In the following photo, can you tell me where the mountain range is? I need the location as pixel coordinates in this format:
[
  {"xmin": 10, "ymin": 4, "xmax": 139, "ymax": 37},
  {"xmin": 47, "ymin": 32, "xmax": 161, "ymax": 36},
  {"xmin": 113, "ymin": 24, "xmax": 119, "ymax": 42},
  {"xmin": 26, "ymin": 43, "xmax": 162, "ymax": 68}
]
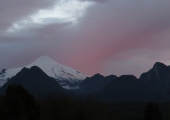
[
  {"xmin": 139, "ymin": 62, "xmax": 170, "ymax": 96},
  {"xmin": 0, "ymin": 56, "xmax": 87, "ymax": 89},
  {"xmin": 1, "ymin": 56, "xmax": 170, "ymax": 101},
  {"xmin": 78, "ymin": 74, "xmax": 117, "ymax": 94},
  {"xmin": 0, "ymin": 66, "xmax": 66, "ymax": 97},
  {"xmin": 76, "ymin": 62, "xmax": 170, "ymax": 101}
]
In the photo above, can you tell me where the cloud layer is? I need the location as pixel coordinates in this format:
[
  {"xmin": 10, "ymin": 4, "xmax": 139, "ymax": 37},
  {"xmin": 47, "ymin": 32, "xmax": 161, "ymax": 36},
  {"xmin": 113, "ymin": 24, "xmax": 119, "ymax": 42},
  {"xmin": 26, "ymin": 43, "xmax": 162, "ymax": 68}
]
[{"xmin": 1, "ymin": 0, "xmax": 170, "ymax": 77}]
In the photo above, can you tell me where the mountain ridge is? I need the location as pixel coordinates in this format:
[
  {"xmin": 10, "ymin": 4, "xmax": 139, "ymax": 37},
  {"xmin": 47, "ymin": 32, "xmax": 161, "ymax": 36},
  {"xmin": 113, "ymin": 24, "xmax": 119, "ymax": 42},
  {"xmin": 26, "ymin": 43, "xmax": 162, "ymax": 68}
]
[
  {"xmin": 0, "ymin": 66, "xmax": 66, "ymax": 96},
  {"xmin": 0, "ymin": 56, "xmax": 87, "ymax": 88},
  {"xmin": 139, "ymin": 62, "xmax": 170, "ymax": 96},
  {"xmin": 77, "ymin": 73, "xmax": 117, "ymax": 94}
]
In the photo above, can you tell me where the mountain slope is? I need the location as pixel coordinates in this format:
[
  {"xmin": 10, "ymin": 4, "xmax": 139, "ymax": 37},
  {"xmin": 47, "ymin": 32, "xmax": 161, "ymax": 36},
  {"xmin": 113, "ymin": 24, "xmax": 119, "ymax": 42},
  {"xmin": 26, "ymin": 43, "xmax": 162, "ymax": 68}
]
[
  {"xmin": 139, "ymin": 62, "xmax": 170, "ymax": 96},
  {"xmin": 0, "ymin": 66, "xmax": 66, "ymax": 96},
  {"xmin": 78, "ymin": 74, "xmax": 117, "ymax": 93},
  {"xmin": 102, "ymin": 75, "xmax": 163, "ymax": 101},
  {"xmin": 0, "ymin": 56, "xmax": 87, "ymax": 88}
]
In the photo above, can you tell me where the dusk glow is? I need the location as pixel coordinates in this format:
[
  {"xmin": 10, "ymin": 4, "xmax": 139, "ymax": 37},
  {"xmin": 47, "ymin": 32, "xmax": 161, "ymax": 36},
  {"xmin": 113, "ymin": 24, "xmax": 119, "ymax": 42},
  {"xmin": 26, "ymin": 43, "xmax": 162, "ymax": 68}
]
[{"xmin": 1, "ymin": 0, "xmax": 170, "ymax": 77}]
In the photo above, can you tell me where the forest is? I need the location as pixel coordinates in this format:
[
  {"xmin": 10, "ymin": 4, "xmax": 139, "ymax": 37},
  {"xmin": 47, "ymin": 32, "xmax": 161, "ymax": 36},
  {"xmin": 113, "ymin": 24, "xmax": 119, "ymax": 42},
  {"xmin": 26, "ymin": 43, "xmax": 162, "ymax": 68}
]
[{"xmin": 0, "ymin": 84, "xmax": 169, "ymax": 120}]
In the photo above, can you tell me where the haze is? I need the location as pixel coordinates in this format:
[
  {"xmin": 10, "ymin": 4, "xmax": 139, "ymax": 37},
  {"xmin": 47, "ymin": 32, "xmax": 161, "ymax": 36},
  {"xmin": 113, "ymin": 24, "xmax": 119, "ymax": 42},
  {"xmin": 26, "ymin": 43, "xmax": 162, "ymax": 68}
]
[{"xmin": 0, "ymin": 0, "xmax": 170, "ymax": 77}]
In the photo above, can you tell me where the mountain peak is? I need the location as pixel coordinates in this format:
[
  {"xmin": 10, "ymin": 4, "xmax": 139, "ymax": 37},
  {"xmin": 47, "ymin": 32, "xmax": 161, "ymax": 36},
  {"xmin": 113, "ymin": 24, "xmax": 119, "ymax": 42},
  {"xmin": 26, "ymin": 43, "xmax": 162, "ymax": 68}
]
[
  {"xmin": 0, "ymin": 66, "xmax": 64, "ymax": 96},
  {"xmin": 153, "ymin": 62, "xmax": 167, "ymax": 71},
  {"xmin": 36, "ymin": 55, "xmax": 51, "ymax": 60},
  {"xmin": 27, "ymin": 56, "xmax": 61, "ymax": 68},
  {"xmin": 17, "ymin": 66, "xmax": 47, "ymax": 78},
  {"xmin": 93, "ymin": 73, "xmax": 104, "ymax": 78},
  {"xmin": 34, "ymin": 55, "xmax": 57, "ymax": 64},
  {"xmin": 153, "ymin": 62, "xmax": 166, "ymax": 68},
  {"xmin": 30, "ymin": 66, "xmax": 45, "ymax": 74},
  {"xmin": 0, "ymin": 55, "xmax": 87, "ymax": 88}
]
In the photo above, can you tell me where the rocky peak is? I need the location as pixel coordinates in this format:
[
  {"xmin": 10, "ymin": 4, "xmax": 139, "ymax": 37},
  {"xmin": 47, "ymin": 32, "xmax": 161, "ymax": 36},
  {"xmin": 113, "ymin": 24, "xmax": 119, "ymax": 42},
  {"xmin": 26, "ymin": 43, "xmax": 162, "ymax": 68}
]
[
  {"xmin": 153, "ymin": 62, "xmax": 167, "ymax": 70},
  {"xmin": 92, "ymin": 73, "xmax": 104, "ymax": 78}
]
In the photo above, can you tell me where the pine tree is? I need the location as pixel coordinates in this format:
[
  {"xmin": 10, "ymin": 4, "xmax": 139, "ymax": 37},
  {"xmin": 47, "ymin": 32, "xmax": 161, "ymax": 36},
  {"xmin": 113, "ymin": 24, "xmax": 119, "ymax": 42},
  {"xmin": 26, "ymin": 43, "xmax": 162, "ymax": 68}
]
[
  {"xmin": 144, "ymin": 102, "xmax": 155, "ymax": 120},
  {"xmin": 143, "ymin": 102, "xmax": 162, "ymax": 120},
  {"xmin": 2, "ymin": 84, "xmax": 40, "ymax": 120},
  {"xmin": 155, "ymin": 105, "xmax": 162, "ymax": 120}
]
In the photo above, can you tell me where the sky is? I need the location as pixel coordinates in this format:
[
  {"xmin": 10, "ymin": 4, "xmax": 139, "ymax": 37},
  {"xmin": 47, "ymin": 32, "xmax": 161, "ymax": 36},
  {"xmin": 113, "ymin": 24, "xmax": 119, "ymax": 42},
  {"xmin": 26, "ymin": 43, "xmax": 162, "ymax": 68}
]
[{"xmin": 1, "ymin": 0, "xmax": 170, "ymax": 77}]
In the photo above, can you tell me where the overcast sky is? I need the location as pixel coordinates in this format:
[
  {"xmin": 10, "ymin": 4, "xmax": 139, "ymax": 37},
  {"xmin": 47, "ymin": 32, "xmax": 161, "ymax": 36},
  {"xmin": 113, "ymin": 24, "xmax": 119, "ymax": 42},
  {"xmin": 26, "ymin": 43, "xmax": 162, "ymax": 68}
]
[{"xmin": 1, "ymin": 0, "xmax": 170, "ymax": 77}]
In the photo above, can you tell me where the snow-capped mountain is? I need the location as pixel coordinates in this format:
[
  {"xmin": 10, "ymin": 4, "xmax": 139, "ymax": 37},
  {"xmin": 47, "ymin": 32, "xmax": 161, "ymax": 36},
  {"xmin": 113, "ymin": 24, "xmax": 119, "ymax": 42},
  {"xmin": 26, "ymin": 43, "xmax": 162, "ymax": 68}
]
[{"xmin": 0, "ymin": 56, "xmax": 87, "ymax": 89}]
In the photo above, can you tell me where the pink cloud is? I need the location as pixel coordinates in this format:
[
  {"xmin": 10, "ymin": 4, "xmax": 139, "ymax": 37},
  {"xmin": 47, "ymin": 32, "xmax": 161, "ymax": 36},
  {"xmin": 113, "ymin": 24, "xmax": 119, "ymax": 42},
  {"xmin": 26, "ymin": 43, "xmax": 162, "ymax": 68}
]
[{"xmin": 1, "ymin": 0, "xmax": 170, "ymax": 77}]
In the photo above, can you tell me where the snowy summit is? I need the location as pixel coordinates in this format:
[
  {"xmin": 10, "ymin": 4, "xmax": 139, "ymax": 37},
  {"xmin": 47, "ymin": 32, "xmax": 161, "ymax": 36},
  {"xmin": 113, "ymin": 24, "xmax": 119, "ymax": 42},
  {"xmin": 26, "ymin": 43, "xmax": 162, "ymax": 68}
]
[{"xmin": 0, "ymin": 56, "xmax": 87, "ymax": 89}]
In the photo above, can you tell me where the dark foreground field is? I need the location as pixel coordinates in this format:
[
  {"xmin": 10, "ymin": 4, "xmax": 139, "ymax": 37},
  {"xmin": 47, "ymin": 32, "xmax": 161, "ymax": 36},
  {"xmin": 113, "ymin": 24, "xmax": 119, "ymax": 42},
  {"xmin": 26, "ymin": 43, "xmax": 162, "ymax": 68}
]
[
  {"xmin": 0, "ymin": 84, "xmax": 170, "ymax": 120},
  {"xmin": 105, "ymin": 102, "xmax": 170, "ymax": 120}
]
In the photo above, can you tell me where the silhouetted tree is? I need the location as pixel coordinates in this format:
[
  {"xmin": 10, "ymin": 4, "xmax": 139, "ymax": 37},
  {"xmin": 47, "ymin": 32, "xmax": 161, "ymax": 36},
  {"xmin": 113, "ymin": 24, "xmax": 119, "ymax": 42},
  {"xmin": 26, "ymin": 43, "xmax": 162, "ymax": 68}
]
[
  {"xmin": 1, "ymin": 84, "xmax": 40, "ymax": 120},
  {"xmin": 144, "ymin": 102, "xmax": 162, "ymax": 120},
  {"xmin": 154, "ymin": 105, "xmax": 162, "ymax": 120}
]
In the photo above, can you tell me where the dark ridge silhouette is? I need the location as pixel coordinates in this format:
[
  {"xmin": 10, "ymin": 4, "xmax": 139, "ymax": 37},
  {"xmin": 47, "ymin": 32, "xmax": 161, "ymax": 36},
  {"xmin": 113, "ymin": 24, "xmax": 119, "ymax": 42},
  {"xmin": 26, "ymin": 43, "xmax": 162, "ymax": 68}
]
[
  {"xmin": 101, "ymin": 75, "xmax": 163, "ymax": 101},
  {"xmin": 0, "ymin": 66, "xmax": 66, "ymax": 97},
  {"xmin": 1, "ymin": 62, "xmax": 170, "ymax": 102},
  {"xmin": 139, "ymin": 62, "xmax": 170, "ymax": 97},
  {"xmin": 78, "ymin": 73, "xmax": 117, "ymax": 93}
]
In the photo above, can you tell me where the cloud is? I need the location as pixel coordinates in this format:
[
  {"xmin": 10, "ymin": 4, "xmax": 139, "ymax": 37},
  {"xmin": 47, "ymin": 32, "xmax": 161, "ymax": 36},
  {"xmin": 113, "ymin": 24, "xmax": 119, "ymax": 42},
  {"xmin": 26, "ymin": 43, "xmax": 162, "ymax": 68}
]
[
  {"xmin": 0, "ymin": 0, "xmax": 57, "ymax": 32},
  {"xmin": 2, "ymin": 0, "xmax": 93, "ymax": 34},
  {"xmin": 1, "ymin": 0, "xmax": 170, "ymax": 77},
  {"xmin": 61, "ymin": 0, "xmax": 170, "ymax": 76},
  {"xmin": 81, "ymin": 0, "xmax": 110, "ymax": 3}
]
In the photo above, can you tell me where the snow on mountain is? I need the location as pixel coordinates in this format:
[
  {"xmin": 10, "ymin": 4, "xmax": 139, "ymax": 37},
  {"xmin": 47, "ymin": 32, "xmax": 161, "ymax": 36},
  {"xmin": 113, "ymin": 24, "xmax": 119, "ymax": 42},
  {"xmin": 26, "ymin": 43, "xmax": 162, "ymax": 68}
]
[{"xmin": 0, "ymin": 56, "xmax": 87, "ymax": 88}]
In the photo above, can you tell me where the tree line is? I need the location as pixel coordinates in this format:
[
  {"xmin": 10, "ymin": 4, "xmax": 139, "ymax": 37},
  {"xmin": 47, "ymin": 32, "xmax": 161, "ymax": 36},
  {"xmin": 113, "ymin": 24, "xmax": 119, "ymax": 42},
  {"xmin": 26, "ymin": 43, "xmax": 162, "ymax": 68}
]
[{"xmin": 0, "ymin": 84, "xmax": 163, "ymax": 120}]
